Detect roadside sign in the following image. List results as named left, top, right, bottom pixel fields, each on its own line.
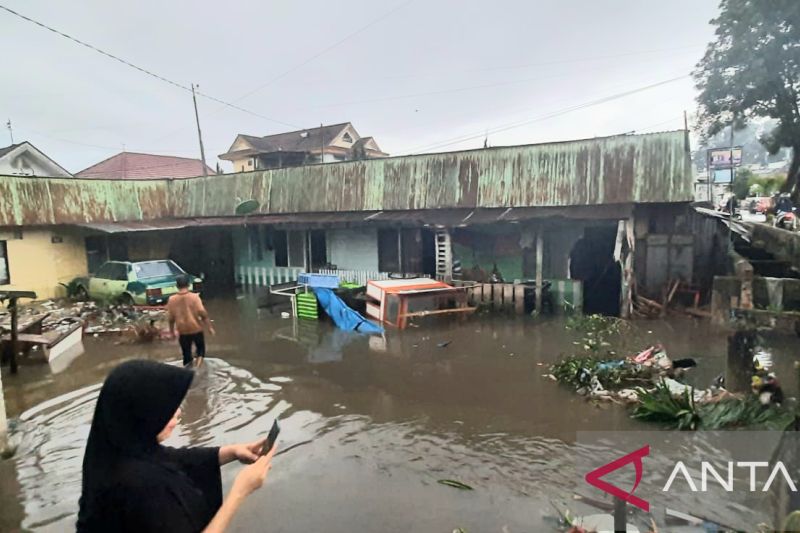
left=713, top=168, right=733, bottom=183
left=708, top=147, right=743, bottom=169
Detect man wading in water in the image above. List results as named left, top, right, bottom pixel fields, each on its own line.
left=167, top=275, right=215, bottom=366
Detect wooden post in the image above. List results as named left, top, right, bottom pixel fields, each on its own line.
left=727, top=330, right=756, bottom=393
left=9, top=298, right=18, bottom=375
left=0, top=360, right=7, bottom=454
left=614, top=497, right=627, bottom=532
left=534, top=230, right=544, bottom=315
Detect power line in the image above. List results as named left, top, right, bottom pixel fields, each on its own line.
left=297, top=44, right=705, bottom=85
left=398, top=74, right=690, bottom=155
left=151, top=0, right=414, bottom=144
left=231, top=0, right=415, bottom=105
left=285, top=50, right=700, bottom=113
left=0, top=4, right=300, bottom=129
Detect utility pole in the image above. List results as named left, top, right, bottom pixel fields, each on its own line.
left=320, top=123, right=324, bottom=164
left=191, top=84, right=209, bottom=176
left=6, top=119, right=13, bottom=144
left=729, top=121, right=736, bottom=251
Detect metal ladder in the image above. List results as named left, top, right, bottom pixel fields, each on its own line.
left=435, top=229, right=453, bottom=281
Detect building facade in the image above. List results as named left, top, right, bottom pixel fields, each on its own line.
left=0, top=130, right=698, bottom=316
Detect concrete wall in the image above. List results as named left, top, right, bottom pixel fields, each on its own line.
left=0, top=227, right=88, bottom=299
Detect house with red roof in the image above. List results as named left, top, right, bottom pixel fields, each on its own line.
left=75, top=152, right=214, bottom=180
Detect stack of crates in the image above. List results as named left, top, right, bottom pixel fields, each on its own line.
left=295, top=290, right=319, bottom=320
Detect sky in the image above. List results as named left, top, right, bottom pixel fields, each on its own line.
left=0, top=0, right=721, bottom=173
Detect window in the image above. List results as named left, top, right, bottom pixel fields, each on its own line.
left=288, top=231, right=305, bottom=267
left=133, top=261, right=182, bottom=279
left=308, top=230, right=327, bottom=269
left=94, top=262, right=116, bottom=280
left=378, top=229, right=400, bottom=272
left=248, top=159, right=253, bottom=167
left=342, top=132, right=353, bottom=143
left=247, top=226, right=263, bottom=261
left=0, top=241, right=9, bottom=284
left=273, top=230, right=289, bottom=267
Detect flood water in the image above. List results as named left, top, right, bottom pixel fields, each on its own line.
left=1, top=295, right=798, bottom=532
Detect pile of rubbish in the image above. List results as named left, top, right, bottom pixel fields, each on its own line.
left=548, top=344, right=696, bottom=403
left=548, top=344, right=795, bottom=431
left=8, top=299, right=169, bottom=340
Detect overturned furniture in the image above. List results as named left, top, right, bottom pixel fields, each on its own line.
left=366, top=278, right=476, bottom=329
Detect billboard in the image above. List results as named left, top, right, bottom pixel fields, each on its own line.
left=708, top=147, right=743, bottom=169
left=713, top=168, right=733, bottom=183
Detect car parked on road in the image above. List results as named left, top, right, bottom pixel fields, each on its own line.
left=73, top=260, right=202, bottom=305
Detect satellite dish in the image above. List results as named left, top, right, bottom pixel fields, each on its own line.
left=234, top=199, right=260, bottom=216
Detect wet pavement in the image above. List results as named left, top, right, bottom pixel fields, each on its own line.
left=1, top=294, right=798, bottom=532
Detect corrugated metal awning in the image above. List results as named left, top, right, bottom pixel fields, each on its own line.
left=75, top=205, right=635, bottom=233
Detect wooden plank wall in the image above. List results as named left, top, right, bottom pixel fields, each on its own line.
left=452, top=281, right=526, bottom=314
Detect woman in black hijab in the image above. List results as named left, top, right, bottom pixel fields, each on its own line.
left=77, top=359, right=275, bottom=532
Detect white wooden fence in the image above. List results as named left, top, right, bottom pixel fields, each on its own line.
left=238, top=267, right=391, bottom=288
left=318, top=269, right=391, bottom=286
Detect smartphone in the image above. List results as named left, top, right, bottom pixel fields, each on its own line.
left=261, top=419, right=280, bottom=456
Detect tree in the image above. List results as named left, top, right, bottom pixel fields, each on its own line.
left=694, top=0, right=800, bottom=201
left=732, top=167, right=754, bottom=199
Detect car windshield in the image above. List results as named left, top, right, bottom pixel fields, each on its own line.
left=133, top=261, right=184, bottom=279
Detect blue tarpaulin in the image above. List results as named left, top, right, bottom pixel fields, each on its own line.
left=312, top=288, right=384, bottom=334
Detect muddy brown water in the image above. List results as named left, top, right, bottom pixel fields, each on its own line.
left=0, top=295, right=797, bottom=532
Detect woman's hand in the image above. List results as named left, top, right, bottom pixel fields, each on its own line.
left=230, top=446, right=275, bottom=499
left=203, top=446, right=276, bottom=533
left=219, top=438, right=268, bottom=465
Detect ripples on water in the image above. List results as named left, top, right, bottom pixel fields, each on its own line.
left=7, top=358, right=583, bottom=532
left=4, top=312, right=785, bottom=532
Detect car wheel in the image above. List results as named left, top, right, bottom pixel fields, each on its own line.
left=76, top=286, right=89, bottom=301
left=119, top=293, right=135, bottom=306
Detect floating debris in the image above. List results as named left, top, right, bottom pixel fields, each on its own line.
left=437, top=479, right=474, bottom=490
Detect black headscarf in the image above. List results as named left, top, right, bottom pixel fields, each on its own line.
left=77, top=360, right=222, bottom=533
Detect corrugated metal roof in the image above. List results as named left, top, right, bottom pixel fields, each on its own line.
left=0, top=131, right=692, bottom=227
left=77, top=205, right=636, bottom=233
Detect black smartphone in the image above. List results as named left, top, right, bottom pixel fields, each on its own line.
left=261, top=419, right=280, bottom=456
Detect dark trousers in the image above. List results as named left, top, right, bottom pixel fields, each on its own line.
left=179, top=332, right=206, bottom=366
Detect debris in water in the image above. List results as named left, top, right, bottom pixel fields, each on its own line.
left=437, top=341, right=452, bottom=348
left=437, top=479, right=473, bottom=490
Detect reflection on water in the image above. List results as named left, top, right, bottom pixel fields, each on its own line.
left=0, top=295, right=797, bottom=531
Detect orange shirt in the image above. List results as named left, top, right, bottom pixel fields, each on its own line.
left=166, top=291, right=207, bottom=335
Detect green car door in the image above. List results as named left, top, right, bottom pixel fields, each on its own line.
left=88, top=262, right=115, bottom=300
left=88, top=262, right=130, bottom=301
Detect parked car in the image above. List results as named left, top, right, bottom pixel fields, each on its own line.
left=74, top=260, right=202, bottom=305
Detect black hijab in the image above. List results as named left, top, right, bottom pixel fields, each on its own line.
left=77, top=360, right=222, bottom=533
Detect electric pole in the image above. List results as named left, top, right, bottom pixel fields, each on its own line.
left=6, top=119, right=13, bottom=144
left=191, top=84, right=209, bottom=176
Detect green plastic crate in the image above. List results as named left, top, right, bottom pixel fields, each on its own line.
left=296, top=291, right=319, bottom=320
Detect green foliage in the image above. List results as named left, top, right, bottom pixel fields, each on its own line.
left=566, top=314, right=627, bottom=355
left=58, top=280, right=82, bottom=299
left=633, top=381, right=700, bottom=430
left=551, top=354, right=651, bottom=391
left=732, top=167, right=753, bottom=199
left=699, top=396, right=794, bottom=430
left=694, top=0, right=800, bottom=195
left=748, top=174, right=786, bottom=196
left=633, top=381, right=794, bottom=431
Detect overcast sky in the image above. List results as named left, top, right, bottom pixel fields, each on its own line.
left=1, top=0, right=720, bottom=173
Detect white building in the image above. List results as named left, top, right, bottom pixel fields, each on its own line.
left=0, top=142, right=72, bottom=177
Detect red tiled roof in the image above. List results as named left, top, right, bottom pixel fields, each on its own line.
left=75, top=152, right=215, bottom=180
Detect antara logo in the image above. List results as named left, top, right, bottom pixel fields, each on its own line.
left=585, top=445, right=650, bottom=511
left=585, top=445, right=799, bottom=509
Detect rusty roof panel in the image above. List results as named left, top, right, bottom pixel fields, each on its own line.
left=0, top=131, right=691, bottom=226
